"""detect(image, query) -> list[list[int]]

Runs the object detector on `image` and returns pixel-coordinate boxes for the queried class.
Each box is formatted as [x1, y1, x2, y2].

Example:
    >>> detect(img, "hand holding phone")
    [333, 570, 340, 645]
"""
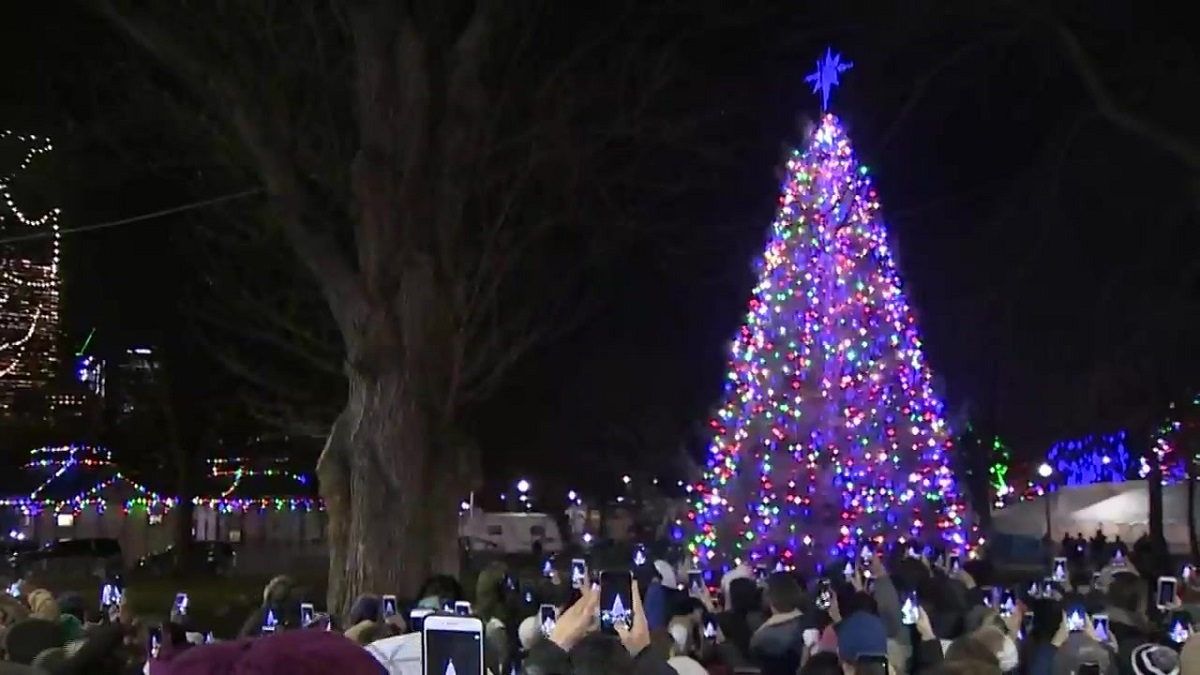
[570, 559, 587, 587]
[816, 579, 833, 611]
[1157, 576, 1179, 609]
[599, 571, 634, 633]
[300, 602, 315, 625]
[687, 570, 704, 593]
[538, 604, 557, 635]
[383, 594, 398, 619]
[901, 593, 919, 625]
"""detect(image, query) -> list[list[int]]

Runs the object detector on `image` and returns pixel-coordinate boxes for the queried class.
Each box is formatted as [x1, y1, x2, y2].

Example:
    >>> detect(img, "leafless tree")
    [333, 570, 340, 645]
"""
[94, 0, 761, 609]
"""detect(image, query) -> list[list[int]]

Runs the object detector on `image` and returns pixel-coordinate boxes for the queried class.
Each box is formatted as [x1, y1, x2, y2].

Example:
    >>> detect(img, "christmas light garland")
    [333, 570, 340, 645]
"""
[0, 130, 61, 388]
[0, 445, 320, 514]
[687, 111, 965, 568]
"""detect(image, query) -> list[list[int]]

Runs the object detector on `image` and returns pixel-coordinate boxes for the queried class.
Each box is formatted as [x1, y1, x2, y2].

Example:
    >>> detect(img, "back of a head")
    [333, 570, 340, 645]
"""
[26, 589, 59, 622]
[1053, 633, 1116, 675]
[728, 577, 760, 615]
[943, 635, 999, 668]
[3, 618, 66, 665]
[929, 660, 1003, 675]
[765, 572, 803, 613]
[668, 655, 709, 675]
[800, 651, 842, 675]
[234, 629, 387, 674]
[570, 631, 632, 675]
[517, 615, 542, 650]
[1107, 572, 1143, 613]
[262, 575, 296, 606]
[854, 656, 890, 675]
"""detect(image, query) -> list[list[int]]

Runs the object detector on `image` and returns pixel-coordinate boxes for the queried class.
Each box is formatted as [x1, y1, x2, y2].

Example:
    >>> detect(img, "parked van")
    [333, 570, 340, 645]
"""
[458, 511, 563, 554]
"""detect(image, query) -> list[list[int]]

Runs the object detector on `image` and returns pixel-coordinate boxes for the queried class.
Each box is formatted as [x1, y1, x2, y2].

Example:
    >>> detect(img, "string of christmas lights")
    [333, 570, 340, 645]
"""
[0, 131, 61, 390]
[1040, 395, 1197, 488]
[989, 435, 1013, 505]
[0, 445, 320, 514]
[687, 109, 965, 569]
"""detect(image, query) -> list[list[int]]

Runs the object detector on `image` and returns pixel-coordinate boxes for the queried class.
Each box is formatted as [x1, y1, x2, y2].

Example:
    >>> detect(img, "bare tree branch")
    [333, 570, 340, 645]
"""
[1050, 22, 1200, 171]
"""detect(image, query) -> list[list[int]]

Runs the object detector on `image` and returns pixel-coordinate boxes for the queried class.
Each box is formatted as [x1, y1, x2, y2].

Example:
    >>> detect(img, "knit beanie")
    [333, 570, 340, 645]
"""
[2, 618, 65, 665]
[1131, 644, 1180, 675]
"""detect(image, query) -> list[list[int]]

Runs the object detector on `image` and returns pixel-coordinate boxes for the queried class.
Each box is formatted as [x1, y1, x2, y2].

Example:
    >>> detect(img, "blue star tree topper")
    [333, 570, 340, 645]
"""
[805, 48, 853, 111]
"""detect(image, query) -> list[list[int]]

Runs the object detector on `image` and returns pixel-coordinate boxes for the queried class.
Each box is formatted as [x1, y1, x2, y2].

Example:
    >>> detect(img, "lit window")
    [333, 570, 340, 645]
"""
[56, 514, 74, 527]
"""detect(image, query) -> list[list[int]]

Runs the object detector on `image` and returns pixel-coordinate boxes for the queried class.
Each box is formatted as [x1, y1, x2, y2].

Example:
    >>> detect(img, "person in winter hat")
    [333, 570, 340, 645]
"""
[1130, 644, 1179, 675]
[2, 618, 64, 665]
[153, 628, 386, 675]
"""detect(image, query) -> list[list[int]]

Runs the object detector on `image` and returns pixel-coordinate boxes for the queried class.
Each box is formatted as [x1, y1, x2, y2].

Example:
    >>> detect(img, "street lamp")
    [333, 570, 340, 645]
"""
[1038, 464, 1054, 546]
[516, 479, 530, 494]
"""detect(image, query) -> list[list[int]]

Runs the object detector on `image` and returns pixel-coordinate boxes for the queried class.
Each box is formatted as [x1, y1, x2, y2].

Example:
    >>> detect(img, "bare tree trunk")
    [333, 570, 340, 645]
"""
[318, 317, 463, 614]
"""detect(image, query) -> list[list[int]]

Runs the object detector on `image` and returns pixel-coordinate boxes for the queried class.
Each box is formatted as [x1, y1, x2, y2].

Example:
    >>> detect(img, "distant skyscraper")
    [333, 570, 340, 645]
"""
[0, 131, 61, 413]
[115, 346, 160, 419]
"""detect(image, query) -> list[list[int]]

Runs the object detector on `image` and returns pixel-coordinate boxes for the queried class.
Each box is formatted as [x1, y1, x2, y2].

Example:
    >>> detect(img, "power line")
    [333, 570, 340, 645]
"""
[0, 187, 263, 245]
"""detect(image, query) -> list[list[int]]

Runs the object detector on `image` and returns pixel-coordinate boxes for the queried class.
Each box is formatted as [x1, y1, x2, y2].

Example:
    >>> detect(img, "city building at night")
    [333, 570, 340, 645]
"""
[112, 346, 159, 422]
[0, 131, 61, 414]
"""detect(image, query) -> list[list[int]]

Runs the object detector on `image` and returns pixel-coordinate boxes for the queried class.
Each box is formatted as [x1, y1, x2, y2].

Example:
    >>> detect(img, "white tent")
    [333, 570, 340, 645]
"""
[991, 480, 1198, 552]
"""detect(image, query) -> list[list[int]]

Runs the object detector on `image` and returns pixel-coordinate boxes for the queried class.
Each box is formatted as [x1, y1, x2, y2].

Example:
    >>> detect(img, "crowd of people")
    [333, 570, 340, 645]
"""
[0, 541, 1197, 675]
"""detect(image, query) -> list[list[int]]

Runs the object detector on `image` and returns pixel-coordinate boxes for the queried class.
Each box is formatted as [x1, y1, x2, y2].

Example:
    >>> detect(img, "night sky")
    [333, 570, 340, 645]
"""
[1, 2, 1197, 495]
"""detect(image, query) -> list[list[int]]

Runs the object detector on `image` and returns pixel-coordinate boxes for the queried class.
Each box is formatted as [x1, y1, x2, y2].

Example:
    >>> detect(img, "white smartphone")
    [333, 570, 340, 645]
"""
[454, 600, 472, 616]
[410, 607, 435, 632]
[1156, 576, 1178, 608]
[423, 614, 485, 675]
[570, 558, 587, 587]
[300, 602, 315, 625]
[538, 604, 557, 635]
[383, 594, 398, 618]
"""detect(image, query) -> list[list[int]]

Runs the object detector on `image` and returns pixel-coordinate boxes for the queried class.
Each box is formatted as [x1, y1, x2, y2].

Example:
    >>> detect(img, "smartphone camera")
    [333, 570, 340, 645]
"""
[946, 554, 961, 573]
[173, 592, 189, 616]
[1170, 616, 1191, 644]
[1157, 576, 1178, 608]
[101, 582, 122, 609]
[1023, 611, 1035, 634]
[599, 571, 634, 633]
[816, 579, 833, 612]
[410, 607, 434, 632]
[901, 593, 919, 625]
[383, 594, 398, 619]
[980, 586, 994, 608]
[300, 602, 315, 625]
[542, 558, 554, 578]
[687, 570, 705, 593]
[1066, 607, 1086, 632]
[148, 626, 162, 659]
[702, 619, 717, 640]
[6, 581, 18, 598]
[1092, 614, 1109, 641]
[1040, 578, 1055, 597]
[754, 565, 769, 582]
[454, 601, 472, 616]
[1184, 565, 1196, 582]
[842, 561, 855, 578]
[1052, 557, 1067, 582]
[570, 559, 587, 587]
[539, 604, 557, 635]
[633, 545, 647, 567]
[422, 615, 485, 675]
[262, 609, 279, 633]
[999, 590, 1016, 617]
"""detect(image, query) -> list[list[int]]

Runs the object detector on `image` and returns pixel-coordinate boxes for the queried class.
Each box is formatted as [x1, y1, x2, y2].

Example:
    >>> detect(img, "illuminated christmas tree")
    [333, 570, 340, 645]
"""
[687, 50, 966, 567]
